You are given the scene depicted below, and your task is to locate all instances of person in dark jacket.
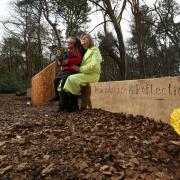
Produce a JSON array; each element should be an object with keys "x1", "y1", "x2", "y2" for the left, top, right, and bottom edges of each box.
[{"x1": 50, "y1": 37, "x2": 85, "y2": 102}]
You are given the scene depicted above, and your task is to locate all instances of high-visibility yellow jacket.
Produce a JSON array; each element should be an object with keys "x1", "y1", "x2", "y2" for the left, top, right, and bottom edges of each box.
[
  {"x1": 63, "y1": 47, "x2": 102, "y2": 95},
  {"x1": 170, "y1": 108, "x2": 180, "y2": 135}
]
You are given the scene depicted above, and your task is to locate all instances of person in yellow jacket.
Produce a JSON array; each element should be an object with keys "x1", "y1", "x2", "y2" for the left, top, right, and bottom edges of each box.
[{"x1": 58, "y1": 33, "x2": 102, "y2": 112}]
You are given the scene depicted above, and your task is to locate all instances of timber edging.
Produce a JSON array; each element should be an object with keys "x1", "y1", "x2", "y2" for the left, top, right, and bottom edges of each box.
[{"x1": 31, "y1": 64, "x2": 180, "y2": 124}]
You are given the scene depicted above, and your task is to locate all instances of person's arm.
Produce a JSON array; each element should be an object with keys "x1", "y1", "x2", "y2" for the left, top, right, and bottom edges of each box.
[
  {"x1": 62, "y1": 49, "x2": 82, "y2": 65},
  {"x1": 70, "y1": 65, "x2": 80, "y2": 72},
  {"x1": 79, "y1": 48, "x2": 102, "y2": 74}
]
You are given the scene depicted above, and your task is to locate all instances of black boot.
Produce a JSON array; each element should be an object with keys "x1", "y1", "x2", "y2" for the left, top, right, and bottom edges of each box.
[
  {"x1": 67, "y1": 93, "x2": 79, "y2": 112},
  {"x1": 58, "y1": 90, "x2": 69, "y2": 112}
]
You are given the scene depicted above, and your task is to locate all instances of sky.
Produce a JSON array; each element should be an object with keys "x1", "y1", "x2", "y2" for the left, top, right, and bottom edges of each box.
[
  {"x1": 0, "y1": 0, "x2": 133, "y2": 42},
  {"x1": 0, "y1": 0, "x2": 12, "y2": 41},
  {"x1": 0, "y1": 0, "x2": 179, "y2": 43}
]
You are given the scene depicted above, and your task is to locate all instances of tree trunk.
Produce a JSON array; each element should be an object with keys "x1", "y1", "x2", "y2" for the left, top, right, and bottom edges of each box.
[
  {"x1": 134, "y1": 2, "x2": 145, "y2": 78},
  {"x1": 36, "y1": 10, "x2": 43, "y2": 72},
  {"x1": 104, "y1": 1, "x2": 126, "y2": 80}
]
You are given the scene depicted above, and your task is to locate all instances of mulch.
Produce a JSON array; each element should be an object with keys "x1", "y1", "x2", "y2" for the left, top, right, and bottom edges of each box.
[{"x1": 0, "y1": 95, "x2": 179, "y2": 180}]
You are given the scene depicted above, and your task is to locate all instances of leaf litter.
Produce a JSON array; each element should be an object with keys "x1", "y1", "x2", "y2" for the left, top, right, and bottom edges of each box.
[{"x1": 0, "y1": 95, "x2": 179, "y2": 179}]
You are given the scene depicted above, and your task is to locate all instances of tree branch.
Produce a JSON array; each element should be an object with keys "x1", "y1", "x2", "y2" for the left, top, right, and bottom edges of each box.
[
  {"x1": 88, "y1": 20, "x2": 112, "y2": 33},
  {"x1": 117, "y1": 0, "x2": 127, "y2": 24},
  {"x1": 88, "y1": 0, "x2": 107, "y2": 12}
]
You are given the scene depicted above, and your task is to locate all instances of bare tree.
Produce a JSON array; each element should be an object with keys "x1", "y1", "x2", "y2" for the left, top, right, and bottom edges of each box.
[
  {"x1": 127, "y1": 0, "x2": 146, "y2": 78},
  {"x1": 2, "y1": 0, "x2": 48, "y2": 77},
  {"x1": 154, "y1": 0, "x2": 180, "y2": 59},
  {"x1": 40, "y1": 0, "x2": 62, "y2": 48},
  {"x1": 55, "y1": 0, "x2": 91, "y2": 37},
  {"x1": 89, "y1": 0, "x2": 127, "y2": 80}
]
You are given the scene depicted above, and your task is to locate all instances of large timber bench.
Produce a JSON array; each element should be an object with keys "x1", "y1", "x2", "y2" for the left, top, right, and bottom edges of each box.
[{"x1": 31, "y1": 62, "x2": 180, "y2": 124}]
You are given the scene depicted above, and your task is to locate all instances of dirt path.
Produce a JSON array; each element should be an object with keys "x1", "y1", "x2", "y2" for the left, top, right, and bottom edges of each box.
[{"x1": 0, "y1": 95, "x2": 179, "y2": 179}]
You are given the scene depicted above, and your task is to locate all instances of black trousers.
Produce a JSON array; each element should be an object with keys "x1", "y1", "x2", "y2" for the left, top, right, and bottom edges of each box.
[{"x1": 53, "y1": 71, "x2": 75, "y2": 98}]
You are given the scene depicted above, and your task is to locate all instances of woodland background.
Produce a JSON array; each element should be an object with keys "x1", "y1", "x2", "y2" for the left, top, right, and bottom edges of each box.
[{"x1": 0, "y1": 0, "x2": 179, "y2": 93}]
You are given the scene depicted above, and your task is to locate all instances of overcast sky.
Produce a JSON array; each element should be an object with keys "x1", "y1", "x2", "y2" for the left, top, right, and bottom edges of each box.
[
  {"x1": 0, "y1": 0, "x2": 132, "y2": 42},
  {"x1": 0, "y1": 0, "x2": 179, "y2": 43},
  {"x1": 0, "y1": 0, "x2": 12, "y2": 41}
]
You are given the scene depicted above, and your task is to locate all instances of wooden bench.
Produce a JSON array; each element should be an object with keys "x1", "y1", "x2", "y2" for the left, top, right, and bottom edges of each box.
[{"x1": 31, "y1": 62, "x2": 91, "y2": 108}]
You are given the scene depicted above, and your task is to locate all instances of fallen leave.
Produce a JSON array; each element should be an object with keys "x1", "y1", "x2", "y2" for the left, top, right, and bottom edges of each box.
[
  {"x1": 16, "y1": 162, "x2": 28, "y2": 171},
  {"x1": 0, "y1": 155, "x2": 8, "y2": 163},
  {"x1": 0, "y1": 141, "x2": 6, "y2": 147},
  {"x1": 41, "y1": 163, "x2": 54, "y2": 176},
  {"x1": 0, "y1": 165, "x2": 12, "y2": 175}
]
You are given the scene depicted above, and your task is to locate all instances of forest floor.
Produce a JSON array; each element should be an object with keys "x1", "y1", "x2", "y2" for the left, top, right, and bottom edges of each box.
[{"x1": 0, "y1": 94, "x2": 179, "y2": 180}]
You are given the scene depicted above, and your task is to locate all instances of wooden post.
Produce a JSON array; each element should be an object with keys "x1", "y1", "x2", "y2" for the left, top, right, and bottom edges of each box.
[{"x1": 31, "y1": 62, "x2": 57, "y2": 106}]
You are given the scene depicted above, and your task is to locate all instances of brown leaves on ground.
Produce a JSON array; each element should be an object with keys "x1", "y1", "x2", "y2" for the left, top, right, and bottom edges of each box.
[
  {"x1": 0, "y1": 94, "x2": 179, "y2": 179},
  {"x1": 41, "y1": 163, "x2": 55, "y2": 176}
]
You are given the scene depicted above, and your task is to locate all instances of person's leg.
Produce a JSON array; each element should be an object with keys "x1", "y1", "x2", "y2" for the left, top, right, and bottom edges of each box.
[
  {"x1": 63, "y1": 73, "x2": 100, "y2": 95},
  {"x1": 67, "y1": 93, "x2": 79, "y2": 112},
  {"x1": 51, "y1": 71, "x2": 73, "y2": 103},
  {"x1": 58, "y1": 89, "x2": 69, "y2": 112},
  {"x1": 63, "y1": 73, "x2": 100, "y2": 112},
  {"x1": 54, "y1": 77, "x2": 61, "y2": 98},
  {"x1": 61, "y1": 76, "x2": 79, "y2": 112},
  {"x1": 58, "y1": 72, "x2": 76, "y2": 112}
]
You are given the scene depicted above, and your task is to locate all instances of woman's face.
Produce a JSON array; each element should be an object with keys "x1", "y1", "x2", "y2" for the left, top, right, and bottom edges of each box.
[
  {"x1": 66, "y1": 37, "x2": 75, "y2": 49},
  {"x1": 80, "y1": 35, "x2": 90, "y2": 49}
]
